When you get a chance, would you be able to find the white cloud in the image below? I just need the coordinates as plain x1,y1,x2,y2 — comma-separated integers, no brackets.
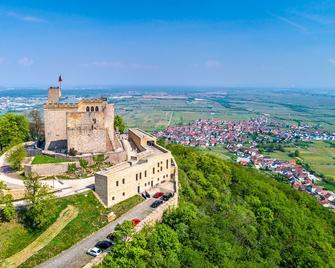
328,58,335,65
18,57,34,66
205,59,222,68
84,61,154,69
92,61,123,68
5,11,45,23
271,13,308,32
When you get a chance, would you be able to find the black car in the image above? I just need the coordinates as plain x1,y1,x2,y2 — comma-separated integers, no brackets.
145,191,151,198
150,200,163,208
95,240,113,250
161,192,173,201
106,232,116,241
141,193,147,199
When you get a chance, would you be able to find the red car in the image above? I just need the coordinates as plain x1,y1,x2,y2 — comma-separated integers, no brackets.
153,192,164,198
131,218,141,226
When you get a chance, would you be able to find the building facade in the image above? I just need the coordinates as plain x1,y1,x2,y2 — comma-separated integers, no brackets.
95,129,178,207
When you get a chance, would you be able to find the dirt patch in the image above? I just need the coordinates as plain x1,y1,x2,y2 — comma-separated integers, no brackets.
2,205,78,268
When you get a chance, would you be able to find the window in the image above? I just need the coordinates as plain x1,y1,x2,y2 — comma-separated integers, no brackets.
145,170,147,177
91,106,94,111
122,192,125,196
136,174,138,181
112,196,115,200
166,159,169,169
157,177,160,181
139,172,142,179
122,178,125,184
160,167,163,171
86,106,90,112
157,162,160,167
145,183,147,186
116,181,119,186
95,106,99,111
153,167,155,174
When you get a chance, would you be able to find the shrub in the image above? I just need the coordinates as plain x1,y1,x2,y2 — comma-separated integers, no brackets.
6,144,26,170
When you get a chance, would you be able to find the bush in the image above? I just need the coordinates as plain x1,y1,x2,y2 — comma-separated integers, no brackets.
6,144,26,170
67,163,77,174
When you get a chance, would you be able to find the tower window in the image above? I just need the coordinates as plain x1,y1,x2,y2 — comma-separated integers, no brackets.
86,106,90,112
95,106,99,111
91,106,94,111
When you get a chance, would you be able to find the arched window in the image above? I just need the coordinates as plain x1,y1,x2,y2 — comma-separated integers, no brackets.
91,106,94,111
86,106,89,112
95,106,99,111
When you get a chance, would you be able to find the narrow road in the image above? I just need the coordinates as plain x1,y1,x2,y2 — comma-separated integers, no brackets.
38,198,155,268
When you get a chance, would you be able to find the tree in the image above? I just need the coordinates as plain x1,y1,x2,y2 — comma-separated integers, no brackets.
0,181,15,221
24,174,56,229
294,149,300,157
114,115,126,134
93,154,108,171
29,109,44,141
79,158,88,170
0,113,29,151
6,144,26,170
114,220,135,243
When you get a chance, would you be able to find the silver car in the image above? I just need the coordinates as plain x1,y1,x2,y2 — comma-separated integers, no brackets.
87,247,102,257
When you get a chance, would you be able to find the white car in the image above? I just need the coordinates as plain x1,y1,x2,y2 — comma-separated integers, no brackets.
87,247,102,257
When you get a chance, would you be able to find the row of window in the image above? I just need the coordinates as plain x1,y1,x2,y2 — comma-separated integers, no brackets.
86,106,99,112
115,178,125,186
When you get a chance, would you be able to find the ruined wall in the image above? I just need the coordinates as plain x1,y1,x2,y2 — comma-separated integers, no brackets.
67,111,107,154
24,161,79,177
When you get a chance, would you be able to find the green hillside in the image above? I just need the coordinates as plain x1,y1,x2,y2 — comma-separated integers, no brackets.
102,144,335,267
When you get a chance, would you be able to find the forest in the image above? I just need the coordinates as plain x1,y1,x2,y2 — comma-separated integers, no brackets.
103,143,335,267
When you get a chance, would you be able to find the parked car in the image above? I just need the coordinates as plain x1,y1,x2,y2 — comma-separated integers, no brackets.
145,191,150,198
106,232,116,241
161,192,173,201
141,193,147,199
131,218,141,226
151,200,163,208
95,240,113,250
153,192,164,198
87,247,102,257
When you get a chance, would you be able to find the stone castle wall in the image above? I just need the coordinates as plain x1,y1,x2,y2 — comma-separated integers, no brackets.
44,107,77,151
67,111,107,153
24,161,79,177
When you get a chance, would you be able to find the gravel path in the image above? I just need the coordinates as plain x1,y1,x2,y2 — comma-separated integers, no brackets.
38,198,155,268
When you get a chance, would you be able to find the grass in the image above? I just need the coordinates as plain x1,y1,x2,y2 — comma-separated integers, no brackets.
31,155,69,165
316,180,335,193
0,192,143,268
19,193,143,267
3,205,78,268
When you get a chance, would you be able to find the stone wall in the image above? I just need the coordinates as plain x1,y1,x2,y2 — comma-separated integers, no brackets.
24,161,79,177
44,107,77,151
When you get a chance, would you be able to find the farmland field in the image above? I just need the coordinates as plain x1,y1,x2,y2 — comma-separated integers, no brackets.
110,88,335,133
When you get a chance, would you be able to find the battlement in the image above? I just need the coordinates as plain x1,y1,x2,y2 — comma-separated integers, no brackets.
44,103,78,109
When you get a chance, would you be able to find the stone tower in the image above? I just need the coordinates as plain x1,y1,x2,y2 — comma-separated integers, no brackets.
47,87,61,103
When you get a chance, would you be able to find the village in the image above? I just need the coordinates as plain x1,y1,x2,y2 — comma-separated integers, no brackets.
157,117,335,209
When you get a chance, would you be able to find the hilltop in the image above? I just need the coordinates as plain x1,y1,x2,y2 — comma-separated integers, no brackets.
102,143,335,267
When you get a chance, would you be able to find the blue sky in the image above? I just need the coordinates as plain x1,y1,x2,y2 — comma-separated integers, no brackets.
1,0,335,88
